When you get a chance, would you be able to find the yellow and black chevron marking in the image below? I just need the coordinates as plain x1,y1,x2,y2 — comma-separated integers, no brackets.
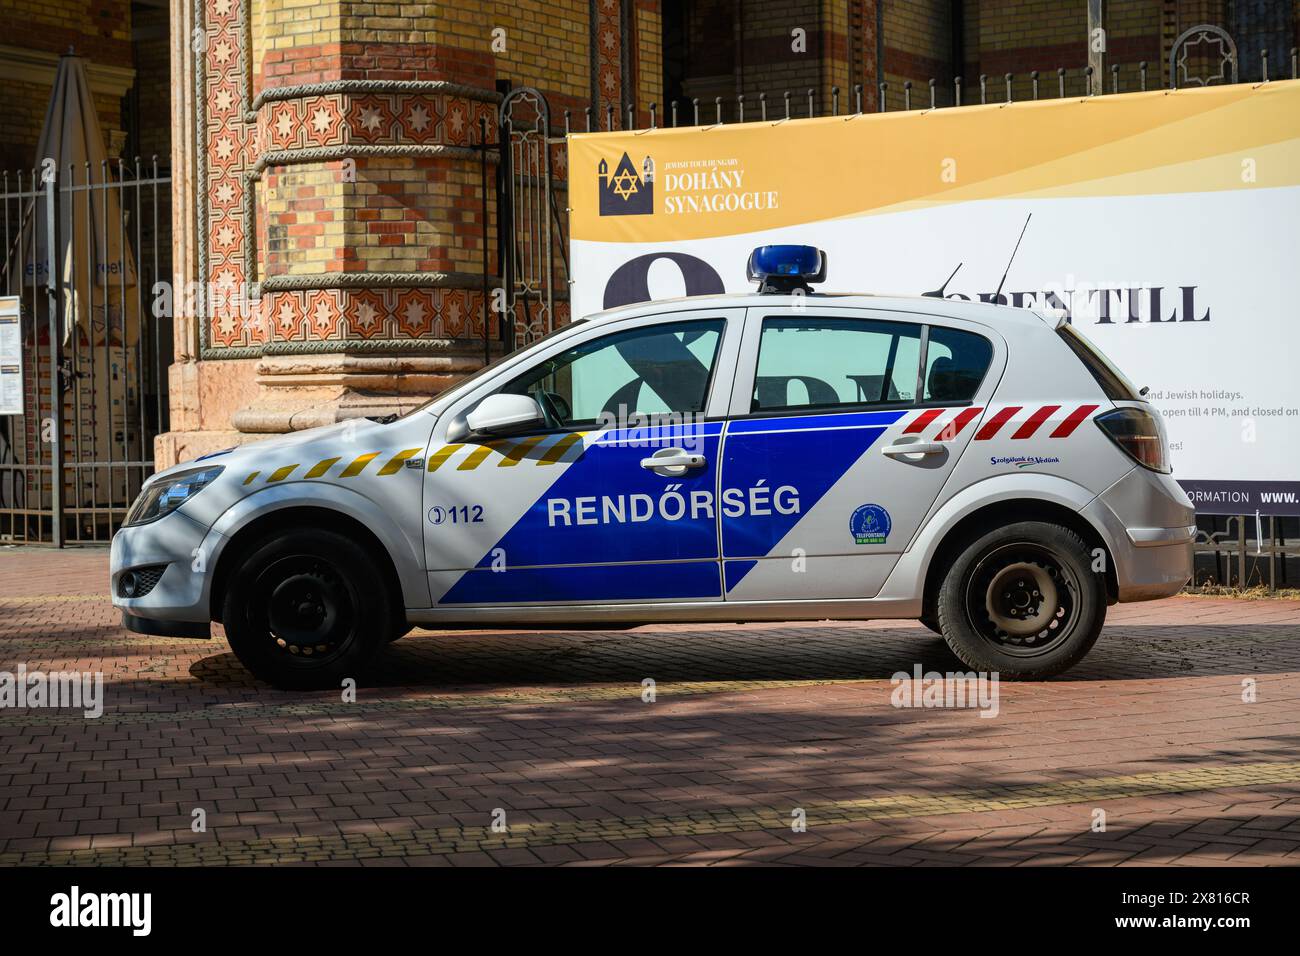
243,449,413,486
428,432,588,473
241,433,591,485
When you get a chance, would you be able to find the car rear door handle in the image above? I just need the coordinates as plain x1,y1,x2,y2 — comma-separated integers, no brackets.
640,449,707,473
882,441,945,458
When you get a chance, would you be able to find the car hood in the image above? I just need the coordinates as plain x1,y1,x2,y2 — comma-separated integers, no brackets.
148,419,391,484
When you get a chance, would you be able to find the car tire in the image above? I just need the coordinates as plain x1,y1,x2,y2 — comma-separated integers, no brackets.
935,521,1105,679
222,528,392,690
387,622,413,643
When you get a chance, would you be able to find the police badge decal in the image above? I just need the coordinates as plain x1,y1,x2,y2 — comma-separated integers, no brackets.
850,504,891,545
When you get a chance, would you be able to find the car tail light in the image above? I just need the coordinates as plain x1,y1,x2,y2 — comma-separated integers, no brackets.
1095,406,1171,473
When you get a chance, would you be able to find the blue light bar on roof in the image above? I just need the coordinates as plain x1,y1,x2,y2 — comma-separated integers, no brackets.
746,245,827,293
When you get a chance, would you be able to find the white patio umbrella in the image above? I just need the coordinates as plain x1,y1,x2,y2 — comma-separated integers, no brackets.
0,50,144,518
21,50,139,346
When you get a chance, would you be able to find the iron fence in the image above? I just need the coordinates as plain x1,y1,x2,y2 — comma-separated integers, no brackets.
564,46,1299,132
1193,515,1298,592
490,85,572,354
0,160,171,545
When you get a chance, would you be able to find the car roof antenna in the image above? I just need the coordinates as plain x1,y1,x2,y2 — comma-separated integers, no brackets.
993,213,1032,304
923,262,963,298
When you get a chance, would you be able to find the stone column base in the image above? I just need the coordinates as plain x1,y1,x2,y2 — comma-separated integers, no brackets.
155,428,250,469
229,348,492,434
154,345,492,468
154,357,262,469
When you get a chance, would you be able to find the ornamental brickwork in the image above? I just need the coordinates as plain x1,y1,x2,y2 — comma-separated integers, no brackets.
160,0,660,462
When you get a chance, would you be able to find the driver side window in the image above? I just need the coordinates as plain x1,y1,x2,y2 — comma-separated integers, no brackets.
498,319,725,429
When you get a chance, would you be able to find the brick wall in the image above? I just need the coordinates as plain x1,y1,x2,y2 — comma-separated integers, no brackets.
676,0,836,121
0,0,131,61
254,1,598,107
0,83,127,170
663,0,1294,119
130,1,170,165
204,0,660,357
635,0,664,124
964,1,1165,101
883,0,951,109
0,0,134,169
249,0,564,289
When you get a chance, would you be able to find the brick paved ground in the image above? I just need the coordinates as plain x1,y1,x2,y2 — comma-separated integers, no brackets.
1,546,1298,866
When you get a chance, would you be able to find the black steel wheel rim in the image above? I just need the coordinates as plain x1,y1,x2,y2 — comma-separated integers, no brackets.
248,555,358,663
964,541,1080,658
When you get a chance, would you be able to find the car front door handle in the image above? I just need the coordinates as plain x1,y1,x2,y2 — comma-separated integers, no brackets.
882,441,945,458
640,449,707,474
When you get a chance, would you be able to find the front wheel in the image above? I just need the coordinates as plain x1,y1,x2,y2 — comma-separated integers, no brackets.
935,521,1105,679
222,529,392,690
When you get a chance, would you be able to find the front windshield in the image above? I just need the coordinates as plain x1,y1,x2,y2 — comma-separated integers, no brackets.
399,319,588,419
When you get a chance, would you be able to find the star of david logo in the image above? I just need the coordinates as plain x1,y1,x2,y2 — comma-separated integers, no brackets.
598,152,654,217
610,167,640,200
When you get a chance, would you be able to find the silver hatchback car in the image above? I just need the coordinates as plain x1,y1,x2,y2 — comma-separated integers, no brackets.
111,246,1194,688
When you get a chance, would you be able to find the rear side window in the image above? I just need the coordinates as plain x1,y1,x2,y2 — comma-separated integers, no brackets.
1058,324,1140,401
923,326,993,402
752,317,922,412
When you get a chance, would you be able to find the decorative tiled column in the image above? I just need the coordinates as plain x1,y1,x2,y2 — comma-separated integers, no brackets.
160,0,659,463
230,74,501,431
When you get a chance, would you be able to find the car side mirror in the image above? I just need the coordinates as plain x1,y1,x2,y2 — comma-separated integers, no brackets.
459,393,546,439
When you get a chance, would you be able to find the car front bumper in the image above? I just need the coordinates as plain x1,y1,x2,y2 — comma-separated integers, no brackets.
110,509,222,634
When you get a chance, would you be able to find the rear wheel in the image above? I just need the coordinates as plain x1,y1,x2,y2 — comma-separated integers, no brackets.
936,521,1105,679
222,528,392,690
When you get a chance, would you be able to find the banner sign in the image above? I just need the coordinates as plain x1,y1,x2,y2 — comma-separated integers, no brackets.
569,82,1300,516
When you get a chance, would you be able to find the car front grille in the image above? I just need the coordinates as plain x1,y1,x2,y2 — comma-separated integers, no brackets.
118,564,167,598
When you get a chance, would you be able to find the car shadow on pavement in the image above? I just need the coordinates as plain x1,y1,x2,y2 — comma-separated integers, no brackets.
182,620,1300,691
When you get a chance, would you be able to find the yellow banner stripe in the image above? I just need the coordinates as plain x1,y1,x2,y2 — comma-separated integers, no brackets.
242,471,260,485
426,444,464,472
537,432,585,465
339,452,380,477
498,434,548,467
378,447,423,476
570,83,1300,243
267,464,298,482
305,457,341,479
457,443,499,471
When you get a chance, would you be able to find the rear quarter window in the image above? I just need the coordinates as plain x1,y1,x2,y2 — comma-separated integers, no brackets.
923,326,994,403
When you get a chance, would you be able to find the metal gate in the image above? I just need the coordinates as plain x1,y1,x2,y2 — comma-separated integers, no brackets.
0,161,171,545
1169,23,1238,87
497,86,569,351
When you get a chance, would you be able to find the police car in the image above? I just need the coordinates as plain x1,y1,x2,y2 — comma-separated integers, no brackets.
111,246,1194,689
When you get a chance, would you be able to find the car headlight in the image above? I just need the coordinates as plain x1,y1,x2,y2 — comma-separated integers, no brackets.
124,465,224,526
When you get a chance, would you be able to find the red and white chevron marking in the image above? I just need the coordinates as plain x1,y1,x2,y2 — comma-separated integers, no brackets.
903,404,1100,442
